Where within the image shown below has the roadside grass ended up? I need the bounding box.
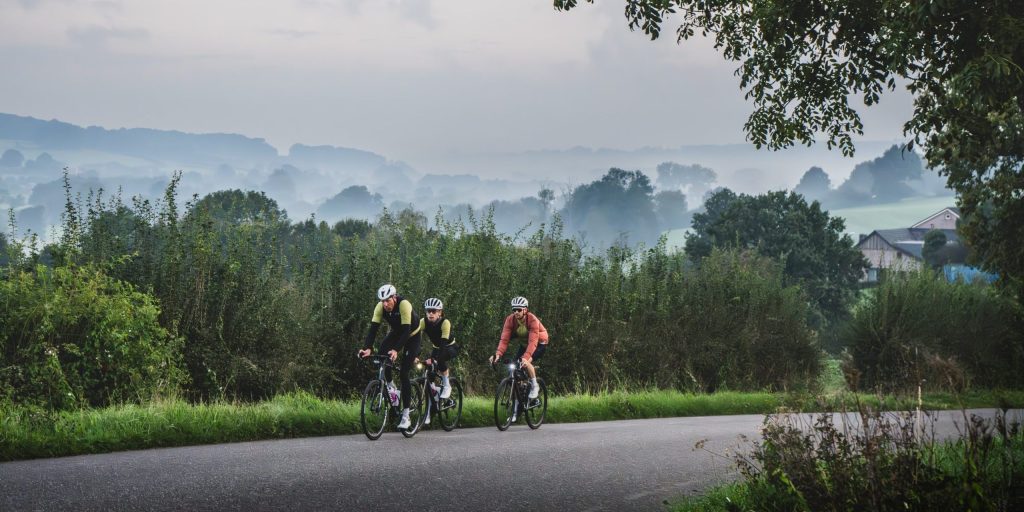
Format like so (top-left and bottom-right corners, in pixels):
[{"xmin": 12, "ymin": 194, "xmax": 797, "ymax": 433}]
[
  {"xmin": 671, "ymin": 409, "xmax": 1024, "ymax": 512},
  {"xmin": 668, "ymin": 482, "xmax": 751, "ymax": 512},
  {"xmin": 3, "ymin": 389, "xmax": 1023, "ymax": 462}
]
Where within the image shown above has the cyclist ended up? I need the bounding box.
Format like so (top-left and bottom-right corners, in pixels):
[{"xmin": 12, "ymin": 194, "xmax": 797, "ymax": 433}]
[
  {"xmin": 488, "ymin": 296, "xmax": 548, "ymax": 399},
  {"xmin": 418, "ymin": 297, "xmax": 459, "ymax": 400},
  {"xmin": 357, "ymin": 284, "xmax": 423, "ymax": 430}
]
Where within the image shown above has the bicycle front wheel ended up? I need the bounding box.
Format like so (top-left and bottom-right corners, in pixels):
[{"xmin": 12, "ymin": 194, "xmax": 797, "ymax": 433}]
[
  {"xmin": 438, "ymin": 378, "xmax": 463, "ymax": 432},
  {"xmin": 525, "ymin": 377, "xmax": 547, "ymax": 429},
  {"xmin": 401, "ymin": 379, "xmax": 425, "ymax": 438},
  {"xmin": 360, "ymin": 380, "xmax": 388, "ymax": 440},
  {"xmin": 494, "ymin": 377, "xmax": 515, "ymax": 431}
]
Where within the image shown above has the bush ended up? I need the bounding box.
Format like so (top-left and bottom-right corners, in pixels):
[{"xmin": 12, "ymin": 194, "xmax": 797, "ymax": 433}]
[
  {"xmin": 0, "ymin": 264, "xmax": 185, "ymax": 409},
  {"xmin": 842, "ymin": 270, "xmax": 1024, "ymax": 392},
  {"xmin": 729, "ymin": 407, "xmax": 1024, "ymax": 512}
]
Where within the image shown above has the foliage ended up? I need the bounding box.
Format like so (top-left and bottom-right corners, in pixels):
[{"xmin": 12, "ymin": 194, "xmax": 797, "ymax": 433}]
[
  {"xmin": 842, "ymin": 270, "xmax": 1024, "ymax": 392},
  {"xmin": 654, "ymin": 189, "xmax": 691, "ymax": 230},
  {"xmin": 0, "ymin": 171, "xmax": 830, "ymax": 404},
  {"xmin": 554, "ymin": 0, "xmax": 1024, "ymax": 301},
  {"xmin": 0, "ymin": 263, "xmax": 185, "ymax": 409},
  {"xmin": 332, "ymin": 218, "xmax": 372, "ymax": 239},
  {"xmin": 685, "ymin": 189, "xmax": 868, "ymax": 340},
  {"xmin": 830, "ymin": 145, "xmax": 925, "ymax": 207},
  {"xmin": 656, "ymin": 161, "xmax": 716, "ymax": 202},
  {"xmin": 190, "ymin": 189, "xmax": 288, "ymax": 225},
  {"xmin": 316, "ymin": 185, "xmax": 384, "ymax": 223},
  {"xmin": 559, "ymin": 168, "xmax": 661, "ymax": 248},
  {"xmin": 717, "ymin": 408, "xmax": 1024, "ymax": 512},
  {"xmin": 793, "ymin": 166, "xmax": 830, "ymax": 203},
  {"xmin": 921, "ymin": 229, "xmax": 947, "ymax": 269}
]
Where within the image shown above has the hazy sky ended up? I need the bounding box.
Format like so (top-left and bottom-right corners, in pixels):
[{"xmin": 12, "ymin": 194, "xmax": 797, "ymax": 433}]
[{"xmin": 0, "ymin": 0, "xmax": 914, "ymax": 164}]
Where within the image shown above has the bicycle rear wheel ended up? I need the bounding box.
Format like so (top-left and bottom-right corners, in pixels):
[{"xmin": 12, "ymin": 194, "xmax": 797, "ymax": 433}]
[
  {"xmin": 360, "ymin": 380, "xmax": 388, "ymax": 440},
  {"xmin": 438, "ymin": 378, "xmax": 463, "ymax": 432},
  {"xmin": 525, "ymin": 378, "xmax": 547, "ymax": 429},
  {"xmin": 401, "ymin": 379, "xmax": 425, "ymax": 438},
  {"xmin": 494, "ymin": 377, "xmax": 515, "ymax": 431}
]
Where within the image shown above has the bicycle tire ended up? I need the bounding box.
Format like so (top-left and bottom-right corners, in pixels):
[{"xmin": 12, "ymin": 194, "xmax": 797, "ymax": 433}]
[
  {"xmin": 413, "ymin": 377, "xmax": 430, "ymax": 432},
  {"xmin": 494, "ymin": 377, "xmax": 515, "ymax": 431},
  {"xmin": 360, "ymin": 379, "xmax": 388, "ymax": 440},
  {"xmin": 401, "ymin": 379, "xmax": 425, "ymax": 438},
  {"xmin": 438, "ymin": 378, "xmax": 463, "ymax": 432},
  {"xmin": 525, "ymin": 377, "xmax": 547, "ymax": 429}
]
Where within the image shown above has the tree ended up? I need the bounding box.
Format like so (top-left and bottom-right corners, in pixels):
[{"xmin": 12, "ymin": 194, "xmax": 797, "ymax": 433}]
[
  {"xmin": 653, "ymin": 189, "xmax": 690, "ymax": 230},
  {"xmin": 922, "ymin": 229, "xmax": 948, "ymax": 269},
  {"xmin": 332, "ymin": 218, "xmax": 372, "ymax": 239},
  {"xmin": 538, "ymin": 188, "xmax": 555, "ymax": 219},
  {"xmin": 794, "ymin": 166, "xmax": 831, "ymax": 203},
  {"xmin": 316, "ymin": 185, "xmax": 384, "ymax": 222},
  {"xmin": 685, "ymin": 189, "xmax": 869, "ymax": 332},
  {"xmin": 0, "ymin": 149, "xmax": 24, "ymax": 168},
  {"xmin": 555, "ymin": 0, "xmax": 1024, "ymax": 298},
  {"xmin": 0, "ymin": 232, "xmax": 8, "ymax": 267},
  {"xmin": 190, "ymin": 189, "xmax": 287, "ymax": 226},
  {"xmin": 655, "ymin": 162, "xmax": 716, "ymax": 202},
  {"xmin": 831, "ymin": 145, "xmax": 925, "ymax": 206},
  {"xmin": 560, "ymin": 168, "xmax": 660, "ymax": 247}
]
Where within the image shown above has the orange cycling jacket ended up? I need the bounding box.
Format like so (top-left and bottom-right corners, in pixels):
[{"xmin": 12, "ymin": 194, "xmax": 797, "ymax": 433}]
[{"xmin": 495, "ymin": 312, "xmax": 549, "ymax": 362}]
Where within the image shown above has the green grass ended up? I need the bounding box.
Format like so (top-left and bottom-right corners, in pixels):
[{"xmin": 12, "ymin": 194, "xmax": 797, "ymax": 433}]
[
  {"xmin": 3, "ymin": 388, "xmax": 1023, "ymax": 462},
  {"xmin": 830, "ymin": 196, "xmax": 956, "ymax": 237},
  {"xmin": 669, "ymin": 482, "xmax": 751, "ymax": 512}
]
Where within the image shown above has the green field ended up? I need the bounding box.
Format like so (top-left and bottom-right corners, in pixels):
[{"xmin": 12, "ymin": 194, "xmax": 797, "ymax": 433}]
[{"xmin": 830, "ymin": 196, "xmax": 957, "ymax": 237}]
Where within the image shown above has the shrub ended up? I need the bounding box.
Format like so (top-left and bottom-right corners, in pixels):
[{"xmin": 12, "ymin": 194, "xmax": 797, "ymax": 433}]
[
  {"xmin": 731, "ymin": 407, "xmax": 1024, "ymax": 511},
  {"xmin": 842, "ymin": 270, "xmax": 1024, "ymax": 392},
  {"xmin": 0, "ymin": 264, "xmax": 185, "ymax": 409}
]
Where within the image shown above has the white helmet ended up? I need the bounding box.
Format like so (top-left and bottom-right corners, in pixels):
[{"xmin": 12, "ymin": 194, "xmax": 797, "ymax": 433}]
[
  {"xmin": 424, "ymin": 297, "xmax": 443, "ymax": 310},
  {"xmin": 377, "ymin": 284, "xmax": 397, "ymax": 301},
  {"xmin": 511, "ymin": 296, "xmax": 528, "ymax": 309}
]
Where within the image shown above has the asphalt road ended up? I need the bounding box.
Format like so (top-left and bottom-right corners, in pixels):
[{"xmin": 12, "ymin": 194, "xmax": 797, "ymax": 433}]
[{"xmin": 2, "ymin": 409, "xmax": 1020, "ymax": 512}]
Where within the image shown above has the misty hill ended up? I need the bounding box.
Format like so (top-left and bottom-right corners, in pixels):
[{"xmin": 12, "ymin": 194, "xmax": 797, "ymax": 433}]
[
  {"xmin": 0, "ymin": 113, "xmax": 278, "ymax": 168},
  {"xmin": 794, "ymin": 145, "xmax": 951, "ymax": 209},
  {"xmin": 286, "ymin": 144, "xmax": 387, "ymax": 172},
  {"xmin": 0, "ymin": 112, "xmax": 956, "ymax": 251},
  {"xmin": 421, "ymin": 140, "xmax": 902, "ymax": 194}
]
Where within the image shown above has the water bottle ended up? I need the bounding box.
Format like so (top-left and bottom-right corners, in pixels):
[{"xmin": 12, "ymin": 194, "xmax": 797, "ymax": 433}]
[
  {"xmin": 430, "ymin": 383, "xmax": 440, "ymax": 397},
  {"xmin": 388, "ymin": 386, "xmax": 399, "ymax": 405}
]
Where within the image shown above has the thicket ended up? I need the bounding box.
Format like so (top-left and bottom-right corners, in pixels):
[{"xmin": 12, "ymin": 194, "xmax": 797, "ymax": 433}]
[
  {"xmin": 2, "ymin": 173, "xmax": 822, "ymax": 407},
  {"xmin": 0, "ymin": 263, "xmax": 184, "ymax": 409},
  {"xmin": 842, "ymin": 270, "xmax": 1024, "ymax": 392},
  {"xmin": 703, "ymin": 408, "xmax": 1024, "ymax": 512}
]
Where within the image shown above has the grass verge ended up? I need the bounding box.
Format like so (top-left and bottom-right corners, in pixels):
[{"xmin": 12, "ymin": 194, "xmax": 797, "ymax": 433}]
[{"xmin": 3, "ymin": 389, "xmax": 1023, "ymax": 462}]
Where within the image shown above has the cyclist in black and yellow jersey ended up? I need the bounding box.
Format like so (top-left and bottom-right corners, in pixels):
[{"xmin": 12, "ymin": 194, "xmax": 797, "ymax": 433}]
[
  {"xmin": 357, "ymin": 284, "xmax": 422, "ymax": 430},
  {"xmin": 419, "ymin": 297, "xmax": 459, "ymax": 400}
]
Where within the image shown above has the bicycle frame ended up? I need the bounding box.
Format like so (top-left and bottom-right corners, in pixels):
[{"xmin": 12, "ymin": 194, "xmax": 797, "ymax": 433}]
[
  {"xmin": 416, "ymin": 361, "xmax": 459, "ymax": 420},
  {"xmin": 494, "ymin": 358, "xmax": 545, "ymax": 432},
  {"xmin": 361, "ymin": 355, "xmax": 400, "ymax": 434}
]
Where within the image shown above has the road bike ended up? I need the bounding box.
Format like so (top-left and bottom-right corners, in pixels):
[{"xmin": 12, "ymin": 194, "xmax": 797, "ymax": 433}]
[
  {"xmin": 492, "ymin": 358, "xmax": 547, "ymax": 431},
  {"xmin": 412, "ymin": 358, "xmax": 463, "ymax": 432},
  {"xmin": 359, "ymin": 354, "xmax": 424, "ymax": 440}
]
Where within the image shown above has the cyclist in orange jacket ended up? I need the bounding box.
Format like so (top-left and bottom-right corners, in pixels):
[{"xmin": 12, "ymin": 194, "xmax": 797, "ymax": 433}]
[{"xmin": 488, "ymin": 296, "xmax": 548, "ymax": 399}]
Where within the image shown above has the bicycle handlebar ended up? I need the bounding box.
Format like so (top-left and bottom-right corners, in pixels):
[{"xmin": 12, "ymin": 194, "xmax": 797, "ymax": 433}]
[{"xmin": 360, "ymin": 353, "xmax": 397, "ymax": 368}]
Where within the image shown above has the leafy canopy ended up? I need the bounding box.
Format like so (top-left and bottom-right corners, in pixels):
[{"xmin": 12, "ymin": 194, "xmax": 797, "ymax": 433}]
[
  {"xmin": 685, "ymin": 189, "xmax": 868, "ymax": 324},
  {"xmin": 555, "ymin": 0, "xmax": 1024, "ymax": 298}
]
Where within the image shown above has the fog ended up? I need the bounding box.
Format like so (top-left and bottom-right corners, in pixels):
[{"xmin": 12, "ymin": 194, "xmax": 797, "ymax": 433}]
[{"xmin": 0, "ymin": 112, "xmax": 953, "ymax": 250}]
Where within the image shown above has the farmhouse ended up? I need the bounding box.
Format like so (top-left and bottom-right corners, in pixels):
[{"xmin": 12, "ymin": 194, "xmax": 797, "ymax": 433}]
[{"xmin": 856, "ymin": 207, "xmax": 976, "ymax": 282}]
